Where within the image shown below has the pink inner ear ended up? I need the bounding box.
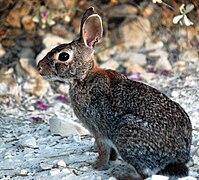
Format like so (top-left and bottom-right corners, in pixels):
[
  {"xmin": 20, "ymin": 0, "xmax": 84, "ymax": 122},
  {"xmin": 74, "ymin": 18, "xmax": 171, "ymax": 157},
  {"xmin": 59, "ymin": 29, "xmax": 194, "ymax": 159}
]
[
  {"xmin": 87, "ymin": 40, "xmax": 95, "ymax": 47},
  {"xmin": 82, "ymin": 15, "xmax": 102, "ymax": 48}
]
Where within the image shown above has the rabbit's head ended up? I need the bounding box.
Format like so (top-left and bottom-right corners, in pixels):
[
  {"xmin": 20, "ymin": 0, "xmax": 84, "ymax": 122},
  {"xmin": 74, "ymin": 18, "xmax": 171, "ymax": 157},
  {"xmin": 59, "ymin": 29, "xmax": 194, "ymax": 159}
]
[{"xmin": 37, "ymin": 7, "xmax": 103, "ymax": 81}]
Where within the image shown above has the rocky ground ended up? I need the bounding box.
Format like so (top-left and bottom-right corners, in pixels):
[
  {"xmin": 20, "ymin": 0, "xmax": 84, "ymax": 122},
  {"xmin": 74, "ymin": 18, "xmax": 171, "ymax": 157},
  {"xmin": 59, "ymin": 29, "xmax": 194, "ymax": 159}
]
[
  {"xmin": 0, "ymin": 0, "xmax": 199, "ymax": 180},
  {"xmin": 0, "ymin": 66, "xmax": 199, "ymax": 180}
]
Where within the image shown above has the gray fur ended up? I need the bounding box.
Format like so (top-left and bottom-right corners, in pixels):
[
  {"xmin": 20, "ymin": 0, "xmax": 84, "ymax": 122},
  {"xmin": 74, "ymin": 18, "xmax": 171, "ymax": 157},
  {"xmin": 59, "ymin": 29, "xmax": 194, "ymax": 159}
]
[{"xmin": 38, "ymin": 7, "xmax": 192, "ymax": 180}]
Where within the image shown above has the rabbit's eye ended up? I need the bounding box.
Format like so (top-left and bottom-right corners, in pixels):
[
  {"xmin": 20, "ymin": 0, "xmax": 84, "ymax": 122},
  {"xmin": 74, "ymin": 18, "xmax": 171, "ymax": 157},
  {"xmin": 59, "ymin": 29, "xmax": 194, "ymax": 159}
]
[{"xmin": 58, "ymin": 52, "xmax": 70, "ymax": 61}]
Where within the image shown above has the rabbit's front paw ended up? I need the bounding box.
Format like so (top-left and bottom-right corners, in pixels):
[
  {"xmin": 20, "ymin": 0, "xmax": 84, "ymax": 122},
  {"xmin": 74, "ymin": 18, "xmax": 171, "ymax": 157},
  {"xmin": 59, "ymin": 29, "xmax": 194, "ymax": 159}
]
[{"xmin": 92, "ymin": 158, "xmax": 110, "ymax": 170}]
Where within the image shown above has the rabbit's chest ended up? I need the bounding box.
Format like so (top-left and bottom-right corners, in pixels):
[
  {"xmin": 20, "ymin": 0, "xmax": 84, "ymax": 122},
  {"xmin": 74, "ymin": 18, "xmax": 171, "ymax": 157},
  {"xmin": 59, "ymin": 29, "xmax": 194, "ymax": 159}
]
[{"xmin": 69, "ymin": 81, "xmax": 112, "ymax": 128}]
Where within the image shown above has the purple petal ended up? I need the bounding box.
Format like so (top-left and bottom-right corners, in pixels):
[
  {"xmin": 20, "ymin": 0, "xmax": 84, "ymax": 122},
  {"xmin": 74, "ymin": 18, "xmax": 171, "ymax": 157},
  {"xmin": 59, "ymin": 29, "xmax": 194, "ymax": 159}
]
[
  {"xmin": 148, "ymin": 68, "xmax": 158, "ymax": 74},
  {"xmin": 128, "ymin": 72, "xmax": 142, "ymax": 81},
  {"xmin": 32, "ymin": 117, "xmax": 44, "ymax": 123},
  {"xmin": 37, "ymin": 100, "xmax": 49, "ymax": 111},
  {"xmin": 56, "ymin": 95, "xmax": 68, "ymax": 103},
  {"xmin": 41, "ymin": 11, "xmax": 48, "ymax": 19},
  {"xmin": 161, "ymin": 70, "xmax": 172, "ymax": 76}
]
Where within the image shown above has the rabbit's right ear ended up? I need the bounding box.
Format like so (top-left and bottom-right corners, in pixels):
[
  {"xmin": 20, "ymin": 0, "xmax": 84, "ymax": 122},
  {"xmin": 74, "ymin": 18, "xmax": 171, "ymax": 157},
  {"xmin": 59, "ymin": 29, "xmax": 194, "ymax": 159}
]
[{"xmin": 80, "ymin": 7, "xmax": 103, "ymax": 48}]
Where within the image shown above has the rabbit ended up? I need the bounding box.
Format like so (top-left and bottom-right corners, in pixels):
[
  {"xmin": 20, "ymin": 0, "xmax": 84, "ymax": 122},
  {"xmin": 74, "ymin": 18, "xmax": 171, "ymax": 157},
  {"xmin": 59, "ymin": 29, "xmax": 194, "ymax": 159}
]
[{"xmin": 37, "ymin": 7, "xmax": 192, "ymax": 180}]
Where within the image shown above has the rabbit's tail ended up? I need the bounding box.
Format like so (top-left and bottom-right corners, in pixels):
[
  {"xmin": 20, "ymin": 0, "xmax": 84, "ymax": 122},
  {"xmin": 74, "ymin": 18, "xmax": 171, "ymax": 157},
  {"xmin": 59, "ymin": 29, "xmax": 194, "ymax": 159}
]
[{"xmin": 158, "ymin": 162, "xmax": 188, "ymax": 180}]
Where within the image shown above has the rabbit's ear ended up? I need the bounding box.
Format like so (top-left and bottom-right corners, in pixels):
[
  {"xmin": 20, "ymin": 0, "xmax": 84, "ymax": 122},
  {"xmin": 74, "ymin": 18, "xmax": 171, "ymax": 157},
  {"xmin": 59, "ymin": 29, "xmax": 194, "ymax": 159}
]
[{"xmin": 80, "ymin": 7, "xmax": 103, "ymax": 48}]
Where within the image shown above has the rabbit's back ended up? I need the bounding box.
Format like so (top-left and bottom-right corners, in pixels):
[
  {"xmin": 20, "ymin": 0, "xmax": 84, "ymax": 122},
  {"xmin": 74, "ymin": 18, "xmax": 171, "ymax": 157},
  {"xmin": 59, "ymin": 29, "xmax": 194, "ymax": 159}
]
[
  {"xmin": 70, "ymin": 69, "xmax": 191, "ymax": 132},
  {"xmin": 69, "ymin": 69, "xmax": 192, "ymax": 173}
]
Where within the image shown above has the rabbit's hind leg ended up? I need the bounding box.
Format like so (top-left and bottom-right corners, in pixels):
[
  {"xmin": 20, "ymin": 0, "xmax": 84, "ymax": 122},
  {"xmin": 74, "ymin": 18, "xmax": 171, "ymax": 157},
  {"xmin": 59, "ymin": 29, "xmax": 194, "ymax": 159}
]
[{"xmin": 92, "ymin": 136, "xmax": 118, "ymax": 170}]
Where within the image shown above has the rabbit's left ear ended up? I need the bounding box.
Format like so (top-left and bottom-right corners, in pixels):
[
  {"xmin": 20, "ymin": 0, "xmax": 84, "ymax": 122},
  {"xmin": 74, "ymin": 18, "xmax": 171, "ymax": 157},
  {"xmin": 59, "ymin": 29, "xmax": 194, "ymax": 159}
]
[{"xmin": 80, "ymin": 8, "xmax": 103, "ymax": 48}]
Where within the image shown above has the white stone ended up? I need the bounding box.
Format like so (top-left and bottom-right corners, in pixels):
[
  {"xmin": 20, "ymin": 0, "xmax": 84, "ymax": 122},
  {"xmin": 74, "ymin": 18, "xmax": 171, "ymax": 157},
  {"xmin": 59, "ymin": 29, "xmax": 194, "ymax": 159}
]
[
  {"xmin": 62, "ymin": 174, "xmax": 79, "ymax": 180},
  {"xmin": 57, "ymin": 84, "xmax": 70, "ymax": 95},
  {"xmin": 146, "ymin": 175, "xmax": 168, "ymax": 180},
  {"xmin": 179, "ymin": 177, "xmax": 197, "ymax": 180},
  {"xmin": 171, "ymin": 91, "xmax": 179, "ymax": 98},
  {"xmin": 145, "ymin": 41, "xmax": 164, "ymax": 50},
  {"xmin": 62, "ymin": 168, "xmax": 71, "ymax": 174},
  {"xmin": 19, "ymin": 135, "xmax": 37, "ymax": 148},
  {"xmin": 0, "ymin": 74, "xmax": 20, "ymax": 102},
  {"xmin": 40, "ymin": 162, "xmax": 53, "ymax": 170},
  {"xmin": 180, "ymin": 50, "xmax": 199, "ymax": 63},
  {"xmin": 149, "ymin": 50, "xmax": 168, "ymax": 60},
  {"xmin": 20, "ymin": 169, "xmax": 28, "ymax": 175},
  {"xmin": 43, "ymin": 33, "xmax": 71, "ymax": 48},
  {"xmin": 155, "ymin": 58, "xmax": 172, "ymax": 71},
  {"xmin": 108, "ymin": 177, "xmax": 117, "ymax": 180},
  {"xmin": 49, "ymin": 169, "xmax": 61, "ymax": 176},
  {"xmin": 141, "ymin": 72, "xmax": 156, "ymax": 82},
  {"xmin": 49, "ymin": 116, "xmax": 89, "ymax": 137},
  {"xmin": 120, "ymin": 17, "xmax": 151, "ymax": 49},
  {"xmin": 23, "ymin": 78, "xmax": 50, "ymax": 96},
  {"xmin": 117, "ymin": 52, "xmax": 147, "ymax": 66},
  {"xmin": 100, "ymin": 60, "xmax": 119, "ymax": 70},
  {"xmin": 57, "ymin": 160, "xmax": 66, "ymax": 167},
  {"xmin": 0, "ymin": 44, "xmax": 6, "ymax": 57},
  {"xmin": 149, "ymin": 49, "xmax": 172, "ymax": 71},
  {"xmin": 196, "ymin": 148, "xmax": 199, "ymax": 156}
]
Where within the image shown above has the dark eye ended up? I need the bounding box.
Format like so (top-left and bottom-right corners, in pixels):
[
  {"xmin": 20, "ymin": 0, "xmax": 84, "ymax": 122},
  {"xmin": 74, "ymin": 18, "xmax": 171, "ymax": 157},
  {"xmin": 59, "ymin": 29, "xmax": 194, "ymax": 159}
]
[{"xmin": 58, "ymin": 52, "xmax": 70, "ymax": 61}]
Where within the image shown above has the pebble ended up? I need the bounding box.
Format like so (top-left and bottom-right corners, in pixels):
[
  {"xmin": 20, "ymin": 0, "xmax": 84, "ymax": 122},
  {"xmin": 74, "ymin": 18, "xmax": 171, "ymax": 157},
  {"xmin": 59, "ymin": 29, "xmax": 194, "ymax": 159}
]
[
  {"xmin": 62, "ymin": 174, "xmax": 79, "ymax": 180},
  {"xmin": 97, "ymin": 46, "xmax": 118, "ymax": 62},
  {"xmin": 171, "ymin": 91, "xmax": 180, "ymax": 98},
  {"xmin": 22, "ymin": 15, "xmax": 36, "ymax": 32},
  {"xmin": 107, "ymin": 4, "xmax": 138, "ymax": 17},
  {"xmin": 100, "ymin": 60, "xmax": 119, "ymax": 70},
  {"xmin": 141, "ymin": 72, "xmax": 156, "ymax": 82},
  {"xmin": 19, "ymin": 135, "xmax": 37, "ymax": 148},
  {"xmin": 118, "ymin": 17, "xmax": 151, "ymax": 49},
  {"xmin": 0, "ymin": 44, "xmax": 6, "ymax": 57},
  {"xmin": 49, "ymin": 116, "xmax": 89, "ymax": 137},
  {"xmin": 124, "ymin": 62, "xmax": 145, "ymax": 73},
  {"xmin": 180, "ymin": 50, "xmax": 199, "ymax": 63},
  {"xmin": 23, "ymin": 78, "xmax": 50, "ymax": 96},
  {"xmin": 62, "ymin": 168, "xmax": 71, "ymax": 174},
  {"xmin": 19, "ymin": 58, "xmax": 39, "ymax": 78},
  {"xmin": 145, "ymin": 41, "xmax": 164, "ymax": 50},
  {"xmin": 142, "ymin": 4, "xmax": 154, "ymax": 17},
  {"xmin": 108, "ymin": 177, "xmax": 117, "ymax": 180},
  {"xmin": 146, "ymin": 175, "xmax": 197, "ymax": 180},
  {"xmin": 40, "ymin": 162, "xmax": 53, "ymax": 170},
  {"xmin": 52, "ymin": 24, "xmax": 71, "ymax": 38},
  {"xmin": 0, "ymin": 74, "xmax": 20, "ymax": 102},
  {"xmin": 57, "ymin": 84, "xmax": 70, "ymax": 95},
  {"xmin": 57, "ymin": 159, "xmax": 66, "ymax": 167},
  {"xmin": 19, "ymin": 169, "xmax": 28, "ymax": 176},
  {"xmin": 155, "ymin": 58, "xmax": 172, "ymax": 71},
  {"xmin": 42, "ymin": 33, "xmax": 71, "ymax": 48},
  {"xmin": 49, "ymin": 169, "xmax": 61, "ymax": 176},
  {"xmin": 196, "ymin": 148, "xmax": 199, "ymax": 156},
  {"xmin": 117, "ymin": 52, "xmax": 147, "ymax": 66},
  {"xmin": 149, "ymin": 50, "xmax": 168, "ymax": 59}
]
